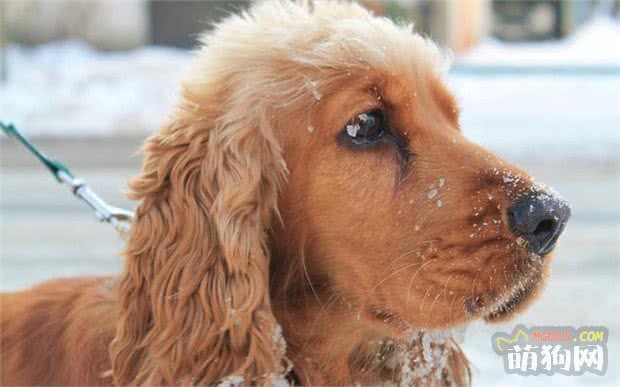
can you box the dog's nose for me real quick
[507,192,571,255]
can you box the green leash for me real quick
[1,121,133,233]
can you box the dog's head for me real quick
[111,2,570,385]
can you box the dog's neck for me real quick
[273,289,468,386]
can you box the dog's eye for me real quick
[343,110,386,146]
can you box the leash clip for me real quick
[57,170,133,233]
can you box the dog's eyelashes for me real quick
[343,109,386,147]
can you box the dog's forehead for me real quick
[294,19,458,131]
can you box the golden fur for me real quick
[1,1,560,385]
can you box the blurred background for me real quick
[0,1,618,386]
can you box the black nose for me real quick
[507,192,571,255]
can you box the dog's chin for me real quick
[482,278,540,323]
[468,249,553,324]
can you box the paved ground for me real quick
[1,137,618,386]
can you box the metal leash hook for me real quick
[56,170,134,233]
[1,121,134,234]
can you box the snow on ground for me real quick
[1,41,188,137]
[447,74,619,162]
[457,17,620,67]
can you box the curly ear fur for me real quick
[109,43,288,386]
[108,3,334,383]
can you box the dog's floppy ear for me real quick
[110,81,288,385]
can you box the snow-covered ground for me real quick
[457,17,620,67]
[448,74,619,162]
[1,41,187,137]
[451,16,620,163]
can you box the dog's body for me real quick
[2,278,467,385]
[1,2,570,386]
[1,278,116,385]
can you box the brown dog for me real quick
[1,2,570,386]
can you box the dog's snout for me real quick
[507,192,571,255]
